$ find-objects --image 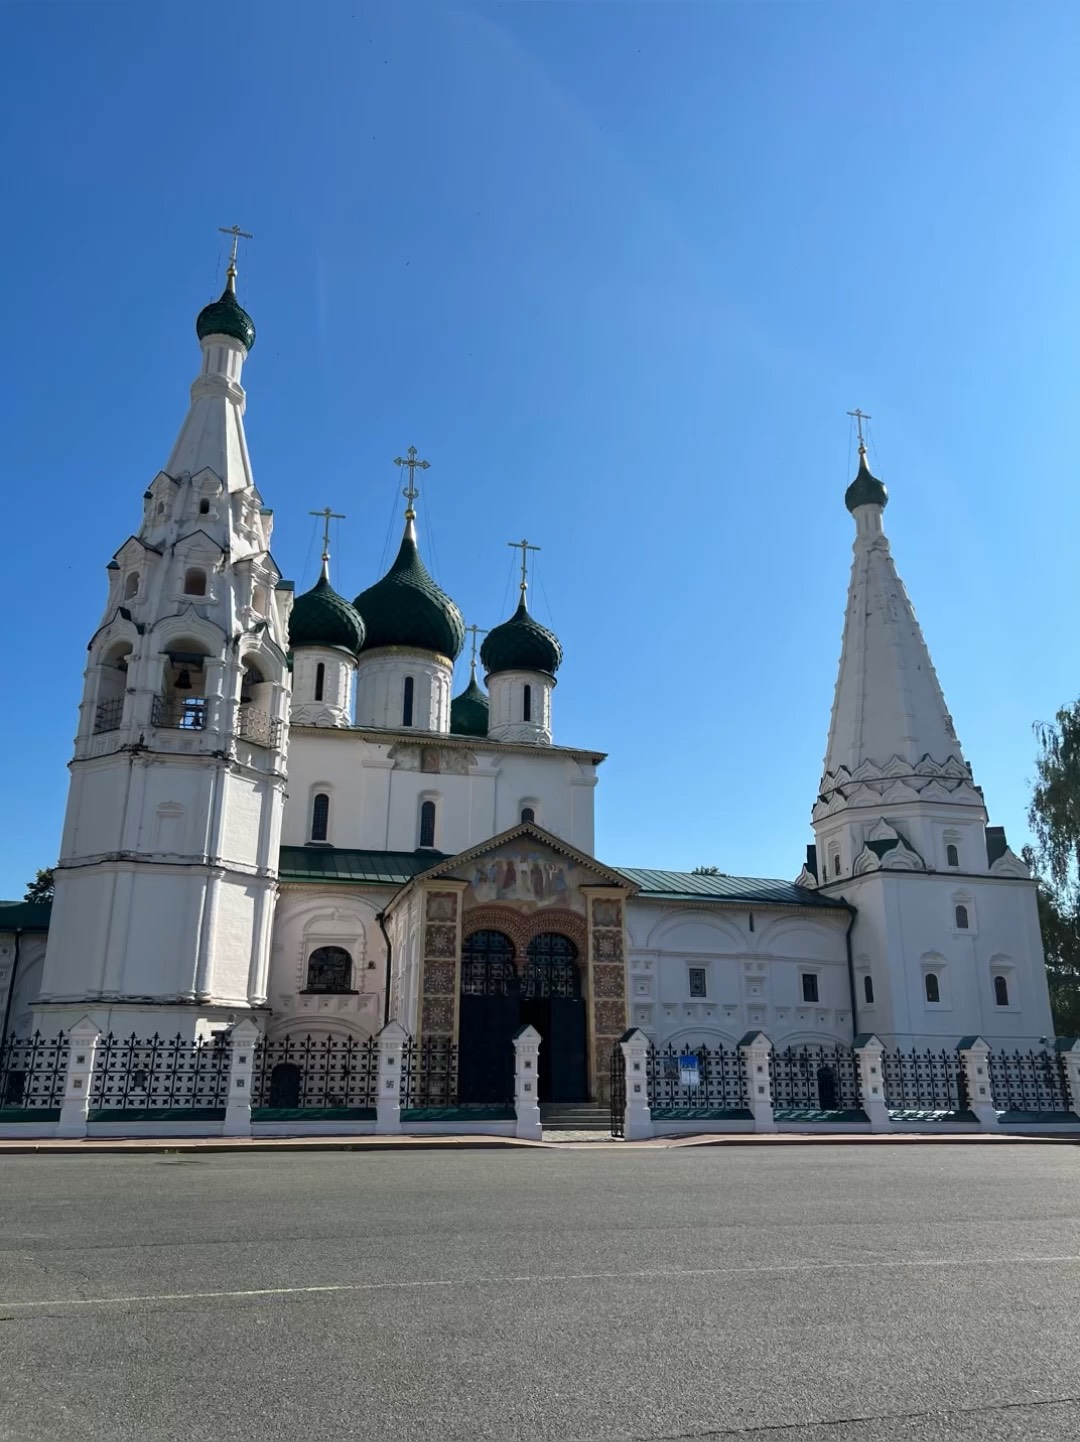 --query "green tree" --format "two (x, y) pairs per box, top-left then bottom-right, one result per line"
(1027, 703), (1080, 1035)
(691, 865), (722, 876)
(23, 868), (54, 904)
